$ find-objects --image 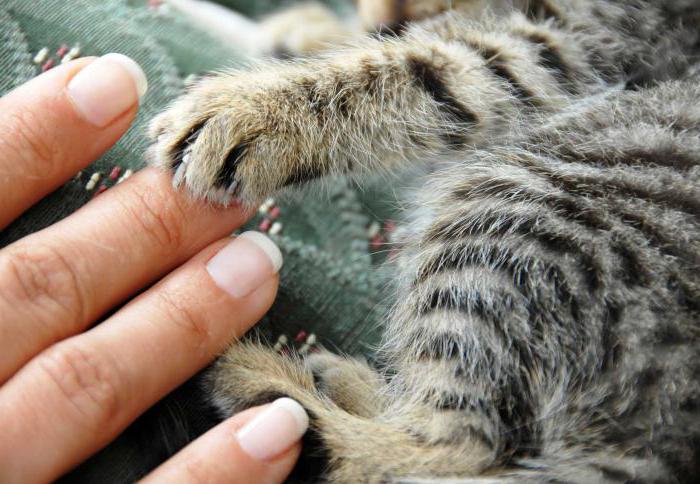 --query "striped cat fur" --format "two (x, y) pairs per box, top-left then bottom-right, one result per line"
(149, 1), (700, 481)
